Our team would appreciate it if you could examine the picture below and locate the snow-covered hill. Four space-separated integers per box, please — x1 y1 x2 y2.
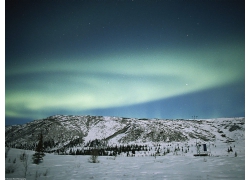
5 115 245 154
5 115 245 179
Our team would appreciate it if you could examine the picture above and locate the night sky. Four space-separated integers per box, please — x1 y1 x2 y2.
5 0 245 125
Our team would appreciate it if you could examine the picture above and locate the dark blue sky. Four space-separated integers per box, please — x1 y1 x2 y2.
5 0 245 125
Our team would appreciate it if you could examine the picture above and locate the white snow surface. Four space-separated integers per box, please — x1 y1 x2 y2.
5 139 245 180
84 119 125 143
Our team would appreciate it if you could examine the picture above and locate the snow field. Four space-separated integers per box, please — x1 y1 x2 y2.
5 144 244 180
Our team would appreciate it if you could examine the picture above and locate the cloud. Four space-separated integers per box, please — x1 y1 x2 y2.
5 43 244 119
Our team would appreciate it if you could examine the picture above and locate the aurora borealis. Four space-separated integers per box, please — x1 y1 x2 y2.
5 0 245 125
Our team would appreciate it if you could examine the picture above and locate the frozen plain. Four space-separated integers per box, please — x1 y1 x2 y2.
5 140 245 180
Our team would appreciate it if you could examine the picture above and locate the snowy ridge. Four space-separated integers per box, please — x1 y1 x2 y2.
5 115 245 153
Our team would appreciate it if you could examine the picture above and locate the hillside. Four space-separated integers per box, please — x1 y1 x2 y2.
5 115 245 179
5 115 245 155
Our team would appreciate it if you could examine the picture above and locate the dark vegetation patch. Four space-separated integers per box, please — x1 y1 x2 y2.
229 124 242 132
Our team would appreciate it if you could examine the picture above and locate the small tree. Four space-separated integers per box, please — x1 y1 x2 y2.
22 153 29 178
20 151 27 162
235 151 237 157
5 147 10 158
89 149 99 163
32 133 45 164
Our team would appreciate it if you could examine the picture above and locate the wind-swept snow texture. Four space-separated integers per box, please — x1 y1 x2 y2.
5 116 245 179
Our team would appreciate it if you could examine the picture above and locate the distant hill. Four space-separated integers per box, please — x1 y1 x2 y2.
5 115 245 154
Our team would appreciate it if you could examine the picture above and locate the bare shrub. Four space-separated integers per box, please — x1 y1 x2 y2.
43 169 49 176
75 162 81 168
20 151 28 162
22 153 29 178
5 147 10 158
5 163 17 174
35 170 41 180
88 149 99 163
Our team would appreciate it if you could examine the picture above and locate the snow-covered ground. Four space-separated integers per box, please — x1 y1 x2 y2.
6 140 245 180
